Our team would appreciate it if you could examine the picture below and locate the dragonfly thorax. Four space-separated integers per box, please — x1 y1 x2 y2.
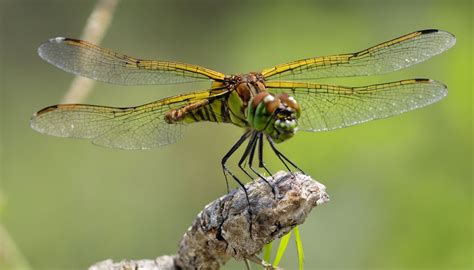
231 73 266 103
225 73 267 127
247 91 301 143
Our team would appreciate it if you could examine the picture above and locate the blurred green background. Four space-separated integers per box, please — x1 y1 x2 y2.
0 0 472 269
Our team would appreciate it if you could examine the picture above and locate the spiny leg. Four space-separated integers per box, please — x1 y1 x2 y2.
258 133 273 176
267 136 290 172
232 131 259 237
238 131 259 180
222 131 251 191
221 131 252 210
248 132 275 195
266 135 305 174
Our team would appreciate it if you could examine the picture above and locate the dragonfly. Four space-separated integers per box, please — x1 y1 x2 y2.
31 29 455 199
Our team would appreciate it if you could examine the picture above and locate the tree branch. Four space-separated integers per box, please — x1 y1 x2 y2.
88 172 329 270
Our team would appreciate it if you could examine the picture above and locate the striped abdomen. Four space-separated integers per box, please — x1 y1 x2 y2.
165 97 235 125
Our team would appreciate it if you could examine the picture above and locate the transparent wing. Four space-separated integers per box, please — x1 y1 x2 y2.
266 79 447 132
262 29 455 80
30 90 224 149
38 37 226 85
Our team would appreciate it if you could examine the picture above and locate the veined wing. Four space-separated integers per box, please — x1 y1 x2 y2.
262 29 455 80
266 79 447 132
30 89 228 149
38 37 226 85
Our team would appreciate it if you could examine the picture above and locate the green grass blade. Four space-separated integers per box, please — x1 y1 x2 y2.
262 242 273 269
273 230 291 266
294 226 305 270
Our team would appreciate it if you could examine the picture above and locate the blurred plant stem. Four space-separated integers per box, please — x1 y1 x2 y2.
0 223 32 270
62 0 120 104
0 1 120 269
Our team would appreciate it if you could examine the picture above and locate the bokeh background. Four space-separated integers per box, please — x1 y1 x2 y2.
0 0 472 269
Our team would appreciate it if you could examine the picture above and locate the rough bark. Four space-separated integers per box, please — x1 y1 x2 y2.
89 172 329 270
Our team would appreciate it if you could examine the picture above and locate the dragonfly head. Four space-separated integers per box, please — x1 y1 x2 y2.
247 92 301 143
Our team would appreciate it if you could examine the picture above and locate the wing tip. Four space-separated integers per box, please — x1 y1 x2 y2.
30 105 58 133
416 78 448 100
38 37 77 61
419 29 456 50
38 38 59 61
34 105 59 116
414 78 447 87
30 111 42 133
49 37 67 43
420 29 439 34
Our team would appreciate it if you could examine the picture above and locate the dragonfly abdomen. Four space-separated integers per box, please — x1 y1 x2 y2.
165 98 232 124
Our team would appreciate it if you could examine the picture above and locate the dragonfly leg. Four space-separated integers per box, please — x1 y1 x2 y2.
238 131 259 180
258 133 273 176
222 131 257 238
266 135 305 174
248 132 275 196
221 131 252 210
221 130 251 192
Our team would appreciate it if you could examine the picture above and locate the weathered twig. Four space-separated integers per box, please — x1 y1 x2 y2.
62 0 120 104
89 257 176 270
89 172 329 270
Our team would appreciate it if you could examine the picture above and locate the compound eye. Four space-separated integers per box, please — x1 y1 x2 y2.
263 94 280 113
252 92 280 114
279 94 300 111
251 92 268 108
